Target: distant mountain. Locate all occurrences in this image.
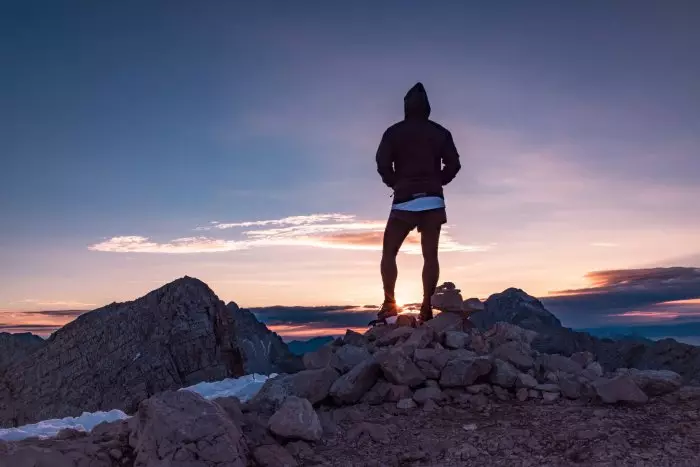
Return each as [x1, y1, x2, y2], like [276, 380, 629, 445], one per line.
[0, 332, 45, 372]
[0, 276, 301, 427]
[287, 336, 335, 355]
[474, 288, 700, 384]
[581, 322, 700, 341]
[226, 302, 303, 374]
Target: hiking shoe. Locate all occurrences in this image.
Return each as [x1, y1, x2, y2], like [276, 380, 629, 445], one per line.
[377, 301, 400, 321]
[419, 303, 434, 322]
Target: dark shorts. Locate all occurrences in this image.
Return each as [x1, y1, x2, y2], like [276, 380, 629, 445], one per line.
[388, 207, 447, 233]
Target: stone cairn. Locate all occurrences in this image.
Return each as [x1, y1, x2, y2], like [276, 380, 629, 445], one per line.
[3, 289, 698, 467]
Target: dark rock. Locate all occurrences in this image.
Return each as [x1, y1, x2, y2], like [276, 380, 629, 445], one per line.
[402, 327, 435, 351]
[492, 341, 534, 370]
[213, 396, 244, 427]
[413, 386, 444, 404]
[492, 386, 511, 401]
[439, 357, 492, 387]
[413, 348, 439, 362]
[537, 354, 584, 375]
[396, 398, 417, 409]
[249, 367, 339, 412]
[431, 349, 477, 371]
[376, 350, 426, 387]
[627, 369, 682, 396]
[268, 396, 322, 442]
[515, 373, 537, 389]
[559, 376, 582, 399]
[593, 375, 649, 404]
[376, 327, 414, 346]
[302, 345, 337, 370]
[253, 444, 299, 467]
[129, 390, 247, 466]
[329, 358, 381, 404]
[361, 381, 411, 404]
[416, 360, 441, 379]
[489, 359, 519, 388]
[571, 351, 595, 368]
[425, 311, 465, 335]
[347, 422, 392, 443]
[332, 345, 371, 374]
[343, 330, 367, 347]
[444, 331, 470, 349]
[285, 440, 314, 459]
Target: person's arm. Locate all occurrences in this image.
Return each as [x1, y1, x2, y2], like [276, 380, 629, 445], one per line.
[376, 130, 396, 188]
[440, 130, 461, 186]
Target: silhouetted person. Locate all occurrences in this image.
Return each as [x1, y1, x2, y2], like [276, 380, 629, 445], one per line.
[375, 82, 461, 322]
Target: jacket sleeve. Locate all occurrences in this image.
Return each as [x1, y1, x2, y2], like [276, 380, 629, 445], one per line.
[376, 130, 396, 188]
[440, 130, 461, 186]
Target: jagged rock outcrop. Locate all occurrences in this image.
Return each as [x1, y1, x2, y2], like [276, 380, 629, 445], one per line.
[0, 277, 301, 427]
[0, 332, 45, 372]
[225, 302, 303, 375]
[472, 288, 562, 331]
[474, 287, 700, 384]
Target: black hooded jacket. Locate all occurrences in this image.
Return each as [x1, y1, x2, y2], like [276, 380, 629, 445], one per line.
[376, 82, 461, 205]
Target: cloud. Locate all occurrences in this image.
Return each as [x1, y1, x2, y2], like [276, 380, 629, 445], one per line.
[28, 310, 88, 318]
[89, 213, 489, 255]
[12, 299, 96, 308]
[88, 236, 251, 253]
[198, 214, 356, 231]
[268, 324, 368, 340]
[543, 267, 700, 323]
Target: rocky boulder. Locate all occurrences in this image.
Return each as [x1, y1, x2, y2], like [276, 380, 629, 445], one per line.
[268, 396, 322, 442]
[625, 369, 683, 396]
[440, 357, 492, 387]
[249, 367, 339, 412]
[129, 390, 248, 466]
[593, 375, 649, 405]
[376, 350, 426, 387]
[329, 358, 381, 404]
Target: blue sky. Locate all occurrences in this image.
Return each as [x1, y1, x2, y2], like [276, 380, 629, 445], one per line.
[1, 1, 699, 331]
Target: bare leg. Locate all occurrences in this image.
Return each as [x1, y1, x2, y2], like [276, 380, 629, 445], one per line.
[420, 223, 441, 319]
[381, 217, 413, 305]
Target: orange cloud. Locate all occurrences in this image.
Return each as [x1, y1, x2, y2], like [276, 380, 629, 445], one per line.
[89, 213, 489, 254]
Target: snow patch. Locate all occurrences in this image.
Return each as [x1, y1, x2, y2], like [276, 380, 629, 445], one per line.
[0, 410, 128, 442]
[180, 372, 274, 401]
[0, 373, 273, 442]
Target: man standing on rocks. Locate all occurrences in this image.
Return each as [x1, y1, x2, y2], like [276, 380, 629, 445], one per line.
[375, 82, 461, 323]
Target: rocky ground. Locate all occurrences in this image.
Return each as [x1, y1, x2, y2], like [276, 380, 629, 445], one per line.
[308, 392, 700, 466]
[4, 309, 700, 466]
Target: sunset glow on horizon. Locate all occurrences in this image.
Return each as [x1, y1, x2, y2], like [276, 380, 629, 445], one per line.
[2, 2, 698, 337]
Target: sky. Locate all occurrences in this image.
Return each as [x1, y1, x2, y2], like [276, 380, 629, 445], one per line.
[1, 1, 699, 336]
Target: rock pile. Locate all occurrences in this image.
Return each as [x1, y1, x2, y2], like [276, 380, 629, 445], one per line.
[251, 313, 684, 418]
[2, 313, 699, 466]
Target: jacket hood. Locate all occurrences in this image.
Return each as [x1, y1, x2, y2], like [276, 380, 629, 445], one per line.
[404, 82, 431, 119]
